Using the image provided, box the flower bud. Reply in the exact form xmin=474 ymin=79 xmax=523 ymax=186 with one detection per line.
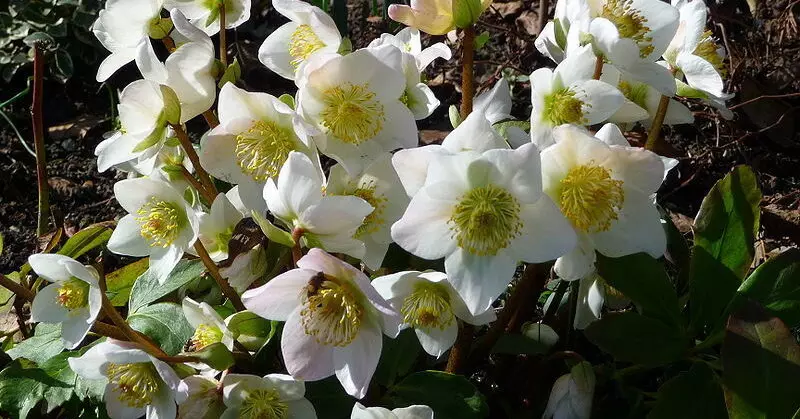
xmin=148 ymin=17 xmax=174 ymax=40
xmin=191 ymin=342 xmax=235 ymax=371
xmin=543 ymin=361 xmax=595 ymax=419
xmin=160 ymin=84 xmax=182 ymax=126
xmin=453 ymin=0 xmax=484 ymax=28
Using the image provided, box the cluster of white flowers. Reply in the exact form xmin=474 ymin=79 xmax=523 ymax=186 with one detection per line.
xmin=23 ymin=0 xmax=731 ymax=417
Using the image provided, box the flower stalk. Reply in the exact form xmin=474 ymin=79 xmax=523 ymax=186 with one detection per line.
xmin=0 ymin=273 xmax=35 ymax=302
xmin=180 ymin=165 xmax=216 ymax=204
xmin=193 ymin=240 xmax=246 ymax=311
xmin=645 ymin=94 xmax=671 ymax=151
xmin=32 ymin=44 xmax=49 ymax=237
xmin=171 ymin=123 xmax=219 ymax=199
xmin=460 ymin=25 xmax=476 ymax=118
xmin=592 ymin=55 xmax=604 ymax=80
xmin=219 ymin=2 xmax=228 ymax=67
xmin=291 ymin=227 xmax=305 ymax=266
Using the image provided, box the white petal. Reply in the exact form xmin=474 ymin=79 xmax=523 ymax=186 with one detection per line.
xmin=415 ymin=322 xmax=457 ymax=358
xmin=445 ymin=248 xmax=517 ymax=315
xmin=593 ymin=194 xmax=667 ymax=259
xmin=264 ymin=373 xmax=306 ymax=400
xmin=282 ymin=308 xmax=336 ymax=381
xmin=507 ymin=197 xmax=578 ymax=263
xmin=30 ymin=283 xmax=70 ymax=323
xmin=677 ymin=52 xmax=725 ymax=97
xmin=96 ymin=47 xmax=139 ymax=82
xmin=573 ymin=275 xmax=605 ymax=329
xmin=28 ymin=254 xmax=73 ymax=283
xmin=241 ymin=269 xmax=313 ymax=321
xmin=393 ymin=405 xmax=435 ymax=419
xmin=334 ymin=321 xmax=382 ymax=399
xmin=61 ymin=313 xmax=93 ymax=349
xmin=554 ymin=235 xmax=597 ymax=281
xmin=107 ymin=215 xmax=151 ymax=257
xmin=148 ymin=244 xmax=184 ymax=285
xmin=391 ymin=188 xmax=457 ymax=260
xmin=104 ymin=383 xmax=147 ymax=419
xmin=575 ymin=80 xmax=625 ymax=124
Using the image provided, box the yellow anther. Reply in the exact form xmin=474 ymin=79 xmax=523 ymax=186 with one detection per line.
xmin=320 ymin=83 xmax=385 ymax=145
xmin=449 ymin=184 xmax=522 ymax=256
xmin=558 ymin=164 xmax=625 ymax=232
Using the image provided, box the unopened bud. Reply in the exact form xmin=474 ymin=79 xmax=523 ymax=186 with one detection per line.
xmin=149 ymin=17 xmax=174 ymax=40
xmin=453 ymin=0 xmax=484 ymax=28
xmin=160 ymin=84 xmax=182 ymax=125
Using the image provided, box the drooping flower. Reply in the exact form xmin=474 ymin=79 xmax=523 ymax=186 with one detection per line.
xmin=189 ymin=194 xmax=243 ymax=263
xmin=351 ymin=402 xmax=434 ymax=419
xmin=391 ymin=142 xmax=577 ymax=314
xmin=177 ymin=375 xmax=226 ymax=419
xmin=242 ymin=249 xmax=401 ymax=398
xmin=165 ymin=0 xmax=251 ymax=35
xmin=539 ymin=124 xmax=671 ymax=281
xmin=529 ymin=45 xmax=629 ymax=148
xmin=68 ymin=339 xmax=184 ymax=419
xmin=108 ymin=178 xmax=200 ymax=284
xmin=372 ymin=270 xmax=494 ymax=357
xmin=136 ymin=8 xmax=217 ymax=123
xmin=264 ymin=151 xmax=373 ymax=259
xmin=93 ymin=0 xmax=164 ymax=82
xmin=221 ymin=373 xmax=317 ymax=418
xmin=28 ymin=254 xmax=102 ymax=349
xmin=325 ymin=153 xmax=410 ymax=270
xmin=296 ymin=48 xmax=418 ymax=175
xmin=258 ymin=0 xmax=342 ymax=80
xmin=542 ymin=361 xmax=595 ymax=419
xmin=600 ymin=64 xmax=693 ymax=127
xmin=367 ymin=27 xmax=451 ymax=73
xmin=200 ymin=82 xmax=319 ymax=213
xmin=182 ymin=297 xmax=236 ymax=352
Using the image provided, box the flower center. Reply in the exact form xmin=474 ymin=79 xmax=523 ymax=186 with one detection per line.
xmin=449 ymin=185 xmax=522 ymax=256
xmin=617 ymin=80 xmax=649 ymax=111
xmin=320 ymin=83 xmax=385 ymax=145
xmin=600 ymin=0 xmax=654 ymax=58
xmin=401 ymin=281 xmax=453 ymax=330
xmin=56 ymin=278 xmax=89 ymax=310
xmin=300 ymin=273 xmax=364 ymax=347
xmin=543 ymin=88 xmax=586 ymax=126
xmin=350 ymin=181 xmax=385 ymax=238
xmin=106 ymin=363 xmax=160 ymax=409
xmin=235 ymin=120 xmax=296 ymax=181
xmin=240 ymin=388 xmax=289 ymax=419
xmin=289 ymin=24 xmax=326 ymax=68
xmin=136 ymin=197 xmax=184 ymax=248
xmin=189 ymin=323 xmax=223 ymax=351
xmin=558 ymin=164 xmax=625 ymax=232
xmin=693 ymin=30 xmax=726 ymax=77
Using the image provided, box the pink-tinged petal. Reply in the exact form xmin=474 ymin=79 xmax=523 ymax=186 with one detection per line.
xmin=242 ymin=269 xmax=313 ymax=321
xmin=282 ymin=309 xmax=336 ymax=381
xmin=334 ymin=321 xmax=382 ymax=399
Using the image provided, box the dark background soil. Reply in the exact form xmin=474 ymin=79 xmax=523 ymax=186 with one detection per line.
xmin=1 ymin=0 xmax=799 ymax=272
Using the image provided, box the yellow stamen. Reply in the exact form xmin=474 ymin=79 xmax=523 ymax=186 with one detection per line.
xmin=239 ymin=388 xmax=289 ymax=419
xmin=617 ymin=80 xmax=649 ymax=110
xmin=320 ymin=83 xmax=385 ymax=145
xmin=106 ymin=363 xmax=160 ymax=409
xmin=56 ymin=278 xmax=90 ymax=310
xmin=543 ymin=88 xmax=586 ymax=126
xmin=235 ymin=120 xmax=296 ymax=181
xmin=289 ymin=24 xmax=326 ymax=68
xmin=401 ymin=281 xmax=453 ymax=330
xmin=300 ymin=274 xmax=364 ymax=347
xmin=189 ymin=323 xmax=223 ymax=351
xmin=558 ymin=164 xmax=625 ymax=232
xmin=136 ymin=197 xmax=183 ymax=248
xmin=600 ymin=0 xmax=654 ymax=58
xmin=449 ymin=185 xmax=523 ymax=256
xmin=693 ymin=30 xmax=727 ymax=77
xmin=350 ymin=181 xmax=385 ymax=238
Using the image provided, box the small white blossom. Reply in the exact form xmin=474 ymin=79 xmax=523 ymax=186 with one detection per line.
xmin=177 ymin=375 xmax=225 ymax=419
xmin=542 ymin=362 xmax=595 ymax=419
xmin=351 ymin=402 xmax=434 ymax=419
xmin=165 ymin=0 xmax=251 ymax=35
xmin=221 ymin=373 xmax=316 ymax=418
xmin=93 ymin=0 xmax=164 ymax=82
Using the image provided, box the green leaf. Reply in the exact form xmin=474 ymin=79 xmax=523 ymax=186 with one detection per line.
xmin=690 ymin=166 xmax=761 ymax=333
xmin=278 ymin=94 xmax=295 ymax=109
xmin=491 ymin=333 xmax=550 ymax=356
xmin=305 ymin=376 xmax=356 ymax=419
xmin=105 ymin=258 xmax=149 ymax=306
xmin=7 ymin=323 xmax=65 ymax=365
xmin=22 ymin=31 xmax=54 ymax=49
xmin=57 ymin=225 xmax=112 ymax=259
xmin=0 ymin=272 xmax=18 ymax=315
xmin=128 ymin=302 xmax=193 ymax=355
xmin=375 ymin=330 xmax=421 ymax=387
xmin=51 ymin=49 xmax=73 ymax=83
xmin=722 ymin=300 xmax=800 ymax=418
xmin=474 ymin=31 xmax=490 ymax=50
xmin=661 ymin=209 xmax=691 ymax=294
xmin=734 ymin=248 xmax=800 ymax=327
xmin=39 ymin=350 xmax=104 ymax=411
xmin=217 ymin=57 xmax=241 ymax=88
xmin=584 ymin=312 xmax=687 ymax=365
xmin=647 ymin=362 xmax=726 ymax=419
xmin=0 ymin=361 xmax=60 ymax=418
xmin=129 ymin=259 xmax=204 ymax=313
xmin=226 ymin=311 xmax=274 ymax=351
xmin=596 ymin=253 xmax=683 ymax=329
xmin=384 ymin=371 xmax=489 ymax=419
xmin=190 ymin=342 xmax=235 ymax=370
xmin=251 ymin=211 xmax=294 ymax=248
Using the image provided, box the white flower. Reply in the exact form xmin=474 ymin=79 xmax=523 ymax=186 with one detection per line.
xmin=242 ymin=249 xmax=400 ymax=398
xmin=391 ymin=111 xmax=510 ymax=198
xmin=530 ymin=45 xmax=627 ymax=149
xmin=189 ymin=194 xmax=243 ymax=262
xmin=372 ymin=270 xmax=494 ymax=357
xmin=391 ymin=142 xmax=577 ymax=315
xmin=367 ymin=27 xmax=451 ymax=73
xmin=183 ymin=297 xmax=236 ymax=351
xmin=200 ymin=83 xmax=319 ymax=213
xmin=27 ymin=254 xmax=102 ymax=349
xmin=135 ymin=9 xmax=217 ymax=123
xmin=542 ymin=361 xmax=595 ymax=419
xmin=221 ymin=373 xmax=316 ymax=418
xmin=108 ymin=178 xmax=200 ymax=284
xmin=325 ymin=153 xmax=410 ymax=270
xmin=600 ymin=64 xmax=693 ymax=127
xmin=297 ymin=48 xmax=418 ymax=175
xmin=258 ymin=0 xmax=342 ymax=80
xmin=351 ymin=402 xmax=434 ymax=419
xmin=93 ymin=0 xmax=164 ymax=82
xmin=68 ymin=339 xmax=184 ymax=419
xmin=177 ymin=375 xmax=226 ymax=419
xmin=165 ymin=0 xmax=251 ymax=35
xmin=220 ymin=245 xmax=269 ymax=293
xmin=473 ymin=77 xmax=533 ymax=148
xmin=540 ymin=125 xmax=670 ymax=281
xmin=95 ymin=80 xmax=174 ymax=173
xmin=264 ymin=151 xmax=373 ymax=259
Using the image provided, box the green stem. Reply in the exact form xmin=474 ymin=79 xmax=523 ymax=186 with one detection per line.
xmin=32 ymin=45 xmax=49 ymax=237
xmin=645 ymin=94 xmax=670 ymax=151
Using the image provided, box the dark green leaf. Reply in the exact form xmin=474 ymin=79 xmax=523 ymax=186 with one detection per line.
xmin=661 ymin=209 xmax=691 ymax=294
xmin=217 ymin=57 xmax=241 ymax=88
xmin=22 ymin=32 xmax=54 ymax=48
xmin=596 ymin=253 xmax=683 ymax=329
xmin=584 ymin=312 xmax=687 ymax=365
xmin=375 ymin=329 xmax=421 ymax=387
xmin=0 ymin=361 xmax=62 ymax=418
xmin=491 ymin=333 xmax=550 ymax=356
xmin=722 ymin=300 xmax=800 ymax=418
xmin=129 ymin=259 xmax=204 ymax=313
xmin=305 ymin=376 xmax=356 ymax=419
xmin=690 ymin=166 xmax=761 ymax=332
xmin=384 ymin=371 xmax=489 ymax=419
xmin=105 ymin=258 xmax=149 ymax=306
xmin=474 ymin=31 xmax=490 ymax=50
xmin=190 ymin=342 xmax=234 ymax=370
xmin=7 ymin=323 xmax=64 ymax=365
xmin=128 ymin=302 xmax=193 ymax=355
xmin=734 ymin=249 xmax=800 ymax=327
xmin=57 ymin=225 xmax=112 ymax=259
xmin=51 ymin=49 xmax=73 ymax=83
xmin=647 ymin=362 xmax=726 ymax=419
xmin=226 ymin=311 xmax=274 ymax=351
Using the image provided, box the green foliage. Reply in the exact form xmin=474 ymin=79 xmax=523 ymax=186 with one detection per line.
xmin=105 ymin=258 xmax=149 ymax=306
xmin=733 ymin=248 xmax=800 ymax=326
xmin=690 ymin=166 xmax=762 ymax=333
xmin=226 ymin=310 xmax=274 ymax=351
xmin=384 ymin=371 xmax=489 ymax=418
xmin=190 ymin=342 xmax=234 ymax=370
xmin=128 ymin=259 xmax=205 ymax=313
xmin=127 ymin=302 xmax=194 ymax=355
xmin=375 ymin=330 xmax=421 ymax=387
xmin=57 ymin=225 xmax=112 ymax=259
xmin=584 ymin=312 xmax=687 ymax=365
xmin=6 ymin=324 xmax=65 ymax=365
xmin=491 ymin=333 xmax=550 ymax=356
xmin=647 ymin=362 xmax=727 ymax=419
